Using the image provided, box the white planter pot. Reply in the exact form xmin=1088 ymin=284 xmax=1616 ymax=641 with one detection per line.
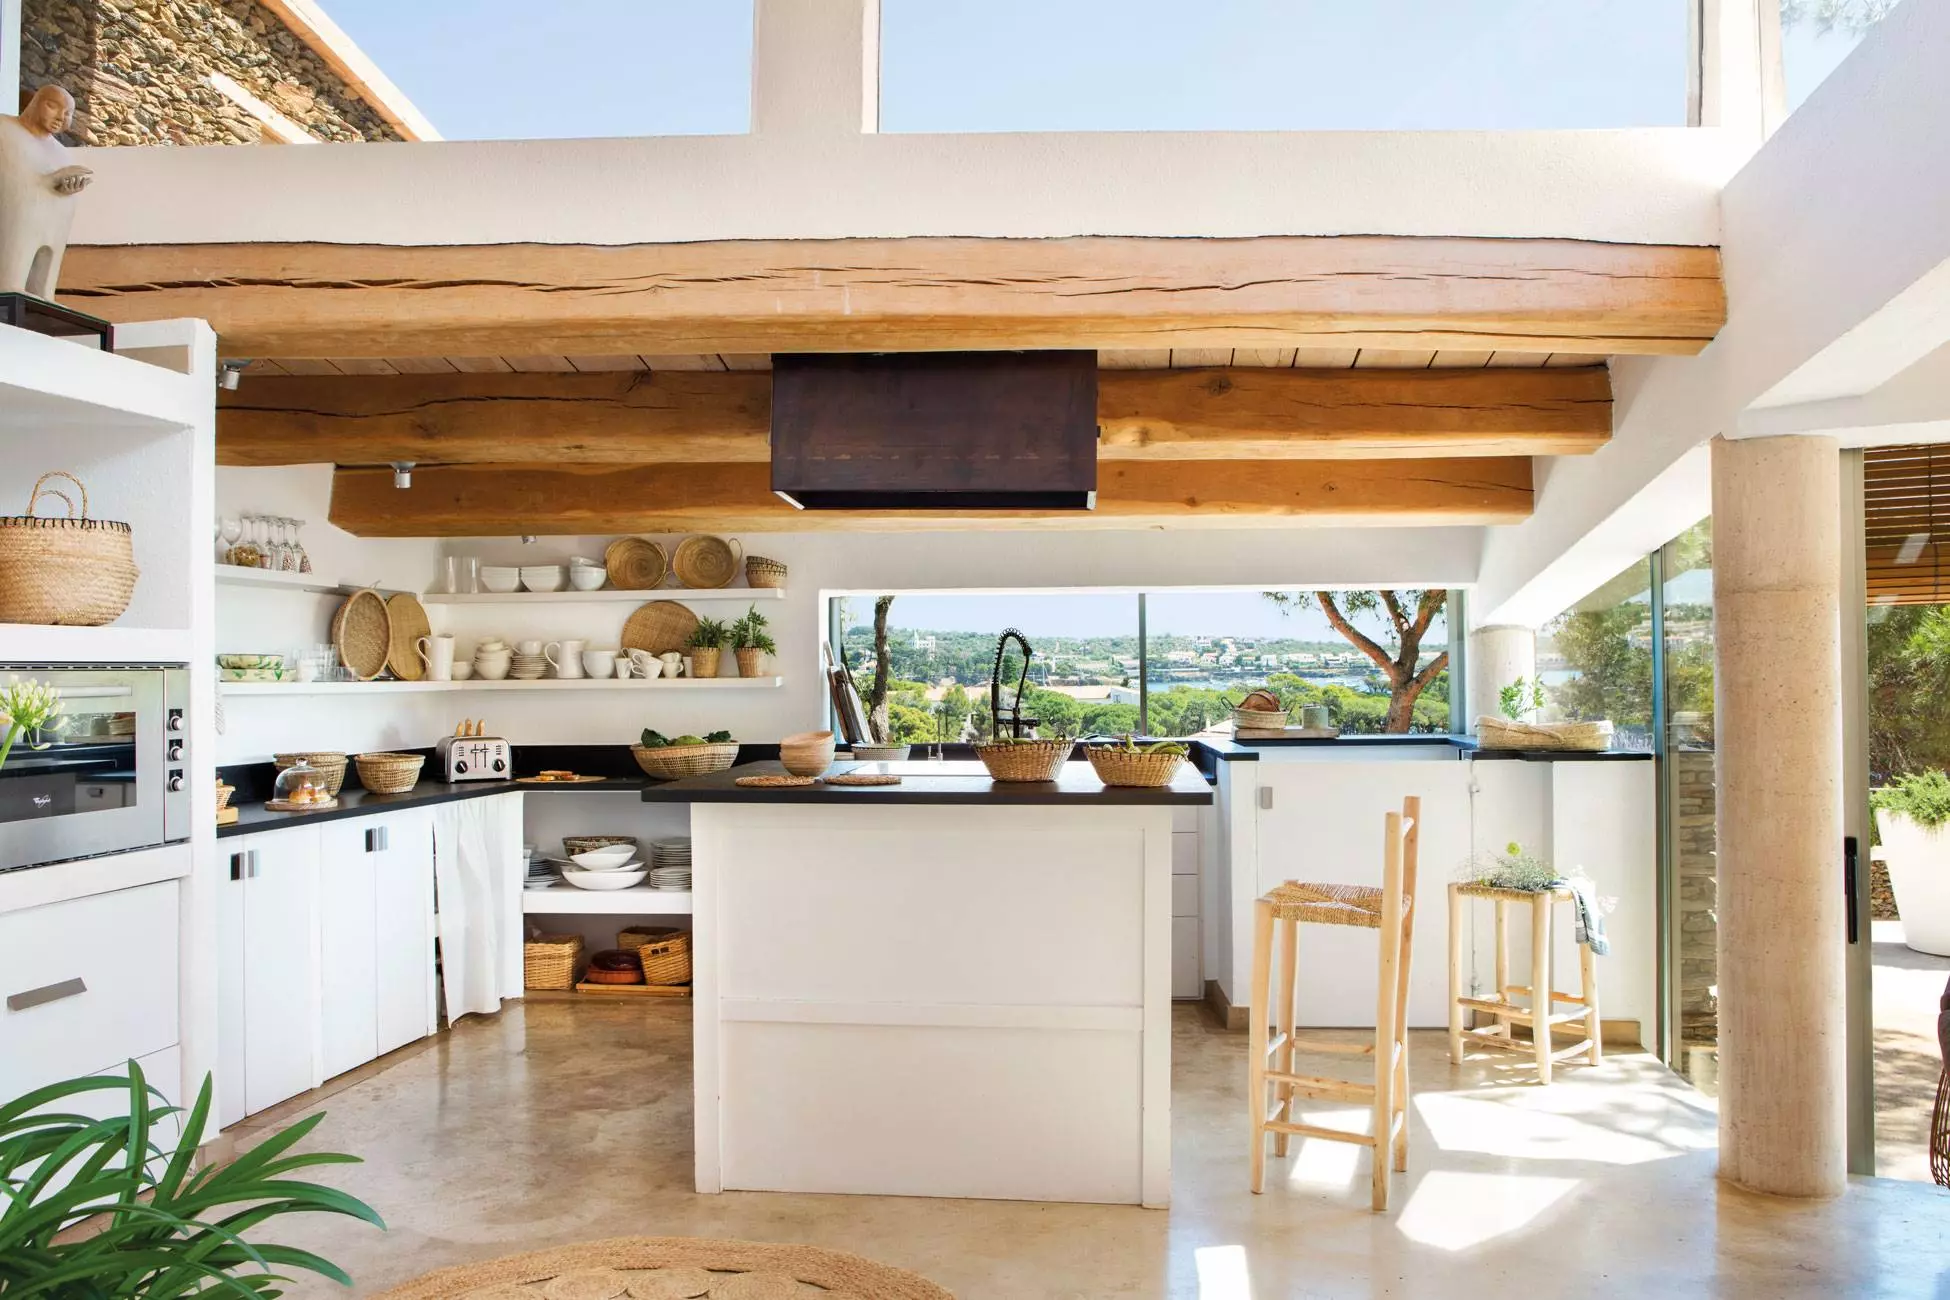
xmin=1873 ymin=808 xmax=1950 ymax=956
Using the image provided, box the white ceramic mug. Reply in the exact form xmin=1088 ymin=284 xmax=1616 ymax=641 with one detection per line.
xmin=545 ymin=639 xmax=586 ymax=679
xmin=658 ymin=651 xmax=685 ymax=679
xmin=628 ymin=648 xmax=662 ymax=679
xmin=615 ymin=657 xmax=633 ymax=680
xmin=516 ymin=639 xmax=544 ymax=657
xmin=581 ymin=648 xmax=617 ymax=679
xmin=416 ymin=634 xmax=456 ymax=682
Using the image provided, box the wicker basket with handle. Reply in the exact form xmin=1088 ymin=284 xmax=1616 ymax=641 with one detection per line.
xmin=354 ymin=751 xmax=424 ymax=793
xmin=619 ymin=926 xmax=692 ymax=985
xmin=0 ymin=471 xmax=139 ymax=626
xmin=1086 ymin=746 xmax=1186 ymax=789
xmin=1475 ymin=717 xmax=1614 ymax=752
xmin=274 ymin=751 xmax=347 ymax=796
xmin=631 ymin=742 xmax=740 ymax=780
xmin=973 ymin=738 xmax=1072 ymax=783
xmin=524 ymin=933 xmax=583 ymax=990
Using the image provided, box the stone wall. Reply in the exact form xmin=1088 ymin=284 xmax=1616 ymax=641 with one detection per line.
xmin=1674 ymin=747 xmax=1718 ymax=1044
xmin=20 ymin=0 xmax=404 ymax=145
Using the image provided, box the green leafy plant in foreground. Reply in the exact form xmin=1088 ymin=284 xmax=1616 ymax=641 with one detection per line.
xmin=0 ymin=1060 xmax=381 ymax=1298
xmin=1497 ymin=676 xmax=1548 ymax=723
xmin=1873 ymin=769 xmax=1950 ymax=831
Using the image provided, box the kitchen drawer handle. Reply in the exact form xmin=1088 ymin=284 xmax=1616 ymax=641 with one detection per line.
xmin=7 ymin=977 xmax=87 ymax=1012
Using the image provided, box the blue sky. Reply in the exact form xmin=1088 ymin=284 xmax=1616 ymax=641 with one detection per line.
xmin=841 ymin=591 xmax=1437 ymax=642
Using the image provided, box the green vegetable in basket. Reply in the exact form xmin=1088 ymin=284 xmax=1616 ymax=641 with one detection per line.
xmin=705 ymin=730 xmax=734 ymax=743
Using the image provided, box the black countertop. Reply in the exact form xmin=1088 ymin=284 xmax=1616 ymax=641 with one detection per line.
xmin=1194 ymin=735 xmax=1652 ymax=763
xmin=641 ymin=759 xmax=1215 ymax=805
xmin=218 ymin=775 xmax=654 ymax=837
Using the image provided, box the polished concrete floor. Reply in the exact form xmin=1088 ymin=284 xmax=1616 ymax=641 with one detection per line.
xmin=229 ymin=999 xmax=1950 ymax=1299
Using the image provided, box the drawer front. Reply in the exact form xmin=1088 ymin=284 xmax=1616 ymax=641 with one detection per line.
xmin=0 ymin=882 xmax=179 ymax=1099
xmin=1171 ymin=917 xmax=1200 ymax=999
xmin=1171 ymin=832 xmax=1198 ymax=876
xmin=1171 ymin=806 xmax=1201 ymax=833
xmin=1171 ymin=874 xmax=1199 ymax=918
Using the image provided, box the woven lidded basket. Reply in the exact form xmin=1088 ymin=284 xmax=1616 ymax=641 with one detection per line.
xmin=563 ymin=834 xmax=637 ymax=856
xmin=0 ymin=471 xmax=138 ymax=626
xmin=745 ymin=555 xmax=788 ymax=589
xmin=274 ymin=751 xmax=348 ymax=796
xmin=524 ymin=933 xmax=583 ymax=990
xmin=620 ymin=926 xmax=692 ymax=985
xmin=631 ymin=742 xmax=740 ymax=780
xmin=1086 ymin=746 xmax=1186 ymax=788
xmin=1476 ymin=717 xmax=1614 ymax=752
xmin=354 ymin=751 xmax=424 ymax=793
xmin=973 ymin=738 xmax=1072 ymax=783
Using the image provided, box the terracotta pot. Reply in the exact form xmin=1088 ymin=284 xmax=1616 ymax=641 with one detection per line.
xmin=691 ymin=647 xmax=723 ymax=678
xmin=736 ymin=647 xmax=765 ymax=678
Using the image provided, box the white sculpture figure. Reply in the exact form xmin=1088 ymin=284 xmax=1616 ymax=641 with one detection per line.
xmin=0 ymin=86 xmax=93 ymax=299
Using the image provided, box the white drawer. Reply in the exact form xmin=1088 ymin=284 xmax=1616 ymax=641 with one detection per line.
xmin=1171 ymin=832 xmax=1199 ymax=875
xmin=1172 ymin=806 xmax=1201 ymax=833
xmin=1171 ymin=874 xmax=1199 ymax=917
xmin=0 ymin=882 xmax=179 ymax=1100
xmin=1172 ymin=917 xmax=1201 ymax=999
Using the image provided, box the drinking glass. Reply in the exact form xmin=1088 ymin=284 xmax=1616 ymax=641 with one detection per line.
xmin=442 ymin=555 xmax=461 ymax=595
xmin=273 ymin=518 xmax=295 ymax=572
xmin=219 ymin=515 xmax=244 ymax=566
xmin=252 ymin=515 xmax=273 ymax=569
xmin=290 ymin=519 xmax=313 ymax=574
xmin=462 ymin=556 xmax=481 ymax=594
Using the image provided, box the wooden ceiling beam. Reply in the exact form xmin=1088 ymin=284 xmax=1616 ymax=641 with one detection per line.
xmin=61 ymin=235 xmax=1723 ymax=358
xmin=218 ymin=365 xmax=1609 ymax=466
xmin=325 ymin=458 xmax=1533 ymax=536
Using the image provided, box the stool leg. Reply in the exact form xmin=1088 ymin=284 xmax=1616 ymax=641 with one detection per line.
xmin=1248 ymin=899 xmax=1274 ymax=1193
xmin=1372 ymin=923 xmax=1399 ymax=1211
xmin=1447 ymin=884 xmax=1464 ymax=1064
xmin=1273 ymin=916 xmax=1298 ymax=1157
xmin=1531 ymin=892 xmax=1553 ymax=1085
xmin=1581 ymin=936 xmax=1602 ymax=1066
xmin=1494 ymin=900 xmax=1510 ymax=1033
xmin=1393 ymin=912 xmax=1412 ymax=1174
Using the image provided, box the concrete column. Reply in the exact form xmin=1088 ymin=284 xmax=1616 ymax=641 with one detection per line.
xmin=2 ymin=0 xmax=21 ymax=114
xmin=1466 ymin=625 xmax=1536 ymax=732
xmin=1712 ymin=434 xmax=1846 ymax=1197
xmin=751 ymin=0 xmax=880 ymax=136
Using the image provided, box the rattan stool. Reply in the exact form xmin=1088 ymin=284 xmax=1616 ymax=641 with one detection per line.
xmin=1248 ymin=796 xmax=1420 ymax=1212
xmin=1446 ymin=883 xmax=1601 ymax=1084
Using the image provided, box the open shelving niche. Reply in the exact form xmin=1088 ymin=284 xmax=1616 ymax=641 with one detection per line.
xmin=220 ymin=676 xmax=781 ymax=695
xmin=521 ymin=886 xmax=692 ymax=915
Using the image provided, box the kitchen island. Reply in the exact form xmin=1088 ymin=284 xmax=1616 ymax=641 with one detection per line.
xmin=645 ymin=759 xmax=1211 ymax=1207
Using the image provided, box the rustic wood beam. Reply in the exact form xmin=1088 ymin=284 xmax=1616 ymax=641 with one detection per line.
xmin=62 ymin=235 xmax=1723 ymax=358
xmin=218 ymin=365 xmax=1610 ymax=466
xmin=326 ymin=458 xmax=1533 ymax=536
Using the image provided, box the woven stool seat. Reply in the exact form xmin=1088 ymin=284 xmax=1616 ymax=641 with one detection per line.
xmin=1454 ymin=881 xmax=1574 ymax=904
xmin=1266 ymin=880 xmax=1412 ymax=929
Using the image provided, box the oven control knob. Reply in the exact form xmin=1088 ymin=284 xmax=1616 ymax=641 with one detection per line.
xmin=167 ymin=741 xmax=185 ymax=762
xmin=167 ymin=774 xmax=185 ymax=792
xmin=166 ymin=713 xmax=185 ymax=733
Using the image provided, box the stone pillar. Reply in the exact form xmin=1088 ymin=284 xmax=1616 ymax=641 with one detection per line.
xmin=751 ymin=0 xmax=881 ymax=135
xmin=1712 ymin=434 xmax=1845 ymax=1197
xmin=1466 ymin=625 xmax=1536 ymax=732
xmin=1 ymin=0 xmax=19 ymax=117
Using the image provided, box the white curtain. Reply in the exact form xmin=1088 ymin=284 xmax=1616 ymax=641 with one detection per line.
xmin=433 ymin=793 xmax=523 ymax=1021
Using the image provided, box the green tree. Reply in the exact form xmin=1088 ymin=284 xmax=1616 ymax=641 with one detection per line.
xmin=1549 ymin=604 xmax=1654 ymax=733
xmin=1264 ymin=590 xmax=1449 ymax=732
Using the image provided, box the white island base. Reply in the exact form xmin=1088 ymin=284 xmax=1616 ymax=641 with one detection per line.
xmin=690 ymin=799 xmax=1175 ymax=1206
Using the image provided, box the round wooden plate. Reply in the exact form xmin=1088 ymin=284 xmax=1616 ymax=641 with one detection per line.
xmin=604 ymin=537 xmax=667 ymax=591
xmin=385 ymin=592 xmax=431 ymax=681
xmin=331 ymin=589 xmax=391 ymax=681
xmin=621 ymin=600 xmax=699 ymax=656
xmin=515 ymin=774 xmax=608 ymax=784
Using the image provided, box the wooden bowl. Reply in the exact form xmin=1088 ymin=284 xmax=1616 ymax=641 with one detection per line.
xmin=779 ymin=729 xmax=836 ymax=777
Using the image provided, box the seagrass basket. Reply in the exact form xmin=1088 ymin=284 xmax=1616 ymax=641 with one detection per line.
xmin=524 ymin=933 xmax=583 ymax=990
xmin=274 ymin=751 xmax=347 ymax=796
xmin=354 ymin=751 xmax=424 ymax=793
xmin=620 ymin=926 xmax=692 ymax=985
xmin=745 ymin=555 xmax=788 ymax=589
xmin=1086 ymin=747 xmax=1186 ymax=788
xmin=973 ymin=738 xmax=1071 ymax=782
xmin=0 ymin=471 xmax=138 ymax=626
xmin=631 ymin=742 xmax=740 ymax=780
xmin=1475 ymin=717 xmax=1614 ymax=752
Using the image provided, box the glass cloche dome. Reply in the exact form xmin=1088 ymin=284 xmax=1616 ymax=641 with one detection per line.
xmin=273 ymin=757 xmax=336 ymax=807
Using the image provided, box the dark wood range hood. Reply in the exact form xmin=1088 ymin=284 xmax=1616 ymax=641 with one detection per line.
xmin=770 ymin=351 xmax=1099 ymax=510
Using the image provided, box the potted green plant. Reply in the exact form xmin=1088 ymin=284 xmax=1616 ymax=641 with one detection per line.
xmin=1 ymin=1060 xmax=381 ymax=1294
xmin=731 ymin=604 xmax=776 ymax=679
xmin=1872 ymin=769 xmax=1950 ymax=955
xmin=687 ymin=616 xmax=730 ymax=678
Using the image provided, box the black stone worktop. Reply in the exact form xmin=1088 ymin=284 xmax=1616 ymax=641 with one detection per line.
xmin=640 ymin=759 xmax=1214 ymax=806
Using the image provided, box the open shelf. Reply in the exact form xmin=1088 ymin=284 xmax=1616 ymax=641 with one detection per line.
xmin=1 ymin=624 xmax=193 ymax=664
xmin=422 ymin=587 xmax=784 ymax=605
xmin=220 ymin=676 xmax=782 ymax=695
xmin=215 ymin=566 xmax=343 ymax=595
xmin=522 ymin=887 xmax=692 ymax=915
xmin=0 ymin=324 xmax=205 ymax=435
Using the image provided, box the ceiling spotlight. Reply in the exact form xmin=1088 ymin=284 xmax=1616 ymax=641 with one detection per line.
xmin=218 ymin=359 xmax=249 ymax=391
xmin=391 ymin=461 xmax=415 ymax=489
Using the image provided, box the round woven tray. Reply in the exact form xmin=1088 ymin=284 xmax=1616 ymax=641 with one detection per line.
xmin=735 ymin=773 xmax=814 ymax=787
xmin=605 ymin=537 xmax=667 ymax=590
xmin=385 ymin=593 xmax=431 ymax=681
xmin=0 ymin=471 xmax=138 ymax=627
xmin=564 ymin=835 xmax=637 ymax=855
xmin=1086 ymin=747 xmax=1185 ymax=788
xmin=621 ymin=600 xmax=700 ymax=656
xmin=823 ymin=772 xmax=901 ymax=787
xmin=631 ymin=742 xmax=740 ymax=780
xmin=332 ymin=589 xmax=391 ymax=680
xmin=672 ymin=535 xmax=741 ymax=589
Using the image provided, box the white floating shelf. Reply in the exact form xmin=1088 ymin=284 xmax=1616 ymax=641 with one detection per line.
xmin=215 ymin=566 xmax=343 ymax=594
xmin=522 ymin=887 xmax=692 ymax=915
xmin=0 ymin=324 xmax=205 ymax=435
xmin=2 ymin=624 xmax=193 ymax=664
xmin=422 ymin=587 xmax=784 ymax=605
xmin=220 ymin=676 xmax=781 ymax=696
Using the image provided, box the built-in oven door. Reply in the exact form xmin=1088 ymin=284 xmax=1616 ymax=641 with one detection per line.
xmin=0 ymin=668 xmax=167 ymax=872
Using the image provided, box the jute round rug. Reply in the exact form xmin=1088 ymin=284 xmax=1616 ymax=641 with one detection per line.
xmin=373 ymin=1236 xmax=954 ymax=1300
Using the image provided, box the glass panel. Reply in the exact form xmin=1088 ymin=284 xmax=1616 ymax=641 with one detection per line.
xmin=881 ymin=0 xmax=1692 ymax=133
xmin=1144 ymin=591 xmax=1451 ymax=739
xmin=1662 ymin=520 xmax=1719 ymax=1094
xmin=1779 ymin=1 xmax=1903 ymax=116
xmin=1538 ymin=558 xmax=1657 ymax=751
xmin=21 ymin=0 xmax=752 ymax=145
xmin=0 ymin=689 xmax=137 ymax=826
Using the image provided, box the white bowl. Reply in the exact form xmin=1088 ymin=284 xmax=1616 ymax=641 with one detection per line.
xmin=450 ymin=662 xmax=475 ymax=680
xmin=480 ymin=566 xmax=521 ymax=593
xmin=571 ymin=844 xmax=638 ymax=869
xmin=474 ymin=659 xmax=511 ymax=681
xmin=569 ymin=565 xmax=607 ymax=591
xmin=520 ymin=565 xmax=567 ymax=593
xmin=561 ymin=867 xmax=648 ymax=891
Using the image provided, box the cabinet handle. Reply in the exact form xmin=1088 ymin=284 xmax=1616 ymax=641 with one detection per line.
xmin=230 ymin=851 xmax=245 ymax=881
xmin=365 ymin=826 xmax=388 ymax=853
xmin=248 ymin=850 xmax=261 ymax=878
xmin=7 ymin=977 xmax=87 ymax=1012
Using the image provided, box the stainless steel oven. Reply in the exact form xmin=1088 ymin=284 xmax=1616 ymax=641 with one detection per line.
xmin=0 ymin=665 xmax=189 ymax=873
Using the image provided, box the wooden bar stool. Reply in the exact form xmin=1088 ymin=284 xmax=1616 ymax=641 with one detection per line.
xmin=1248 ymin=796 xmax=1420 ymax=1212
xmin=1446 ymin=883 xmax=1601 ymax=1084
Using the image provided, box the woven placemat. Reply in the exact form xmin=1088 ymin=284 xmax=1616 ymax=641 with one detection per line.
xmin=622 ymin=600 xmax=699 ymax=656
xmin=735 ymin=774 xmax=814 ymax=788
xmin=386 ymin=592 xmax=431 ymax=681
xmin=333 ymin=589 xmax=391 ymax=680
xmin=672 ymin=535 xmax=741 ymax=589
xmin=605 ymin=537 xmax=667 ymax=591
xmin=823 ymin=773 xmax=902 ymax=786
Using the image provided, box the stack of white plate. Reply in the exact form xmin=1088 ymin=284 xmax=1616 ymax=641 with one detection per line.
xmin=522 ymin=844 xmax=559 ymax=891
xmin=510 ymin=649 xmax=549 ymax=680
xmin=649 ymin=836 xmax=692 ymax=891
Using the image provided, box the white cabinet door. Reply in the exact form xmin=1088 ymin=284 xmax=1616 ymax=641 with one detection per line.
xmin=240 ymin=829 xmax=319 ymax=1117
xmin=316 ymin=821 xmax=378 ymax=1082
xmin=374 ymin=811 xmax=435 ymax=1057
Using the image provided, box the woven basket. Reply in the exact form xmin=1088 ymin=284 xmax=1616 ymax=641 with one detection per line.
xmin=1086 ymin=747 xmax=1186 ymax=788
xmin=735 ymin=647 xmax=766 ymax=678
xmin=524 ymin=933 xmax=583 ymax=990
xmin=0 ymin=471 xmax=138 ymax=626
xmin=214 ymin=782 xmax=234 ymax=811
xmin=745 ymin=555 xmax=788 ymax=589
xmin=620 ymin=926 xmax=692 ymax=985
xmin=605 ymin=537 xmax=668 ymax=590
xmin=1475 ymin=716 xmax=1614 ymax=752
xmin=631 ymin=742 xmax=740 ymax=780
xmin=691 ymin=646 xmax=722 ymax=678
xmin=354 ymin=751 xmax=424 ymax=793
xmin=973 ymin=738 xmax=1072 ymax=783
xmin=564 ymin=835 xmax=637 ymax=856
xmin=274 ymin=751 xmax=348 ymax=797
xmin=672 ymin=534 xmax=742 ymax=588
xmin=1230 ymin=706 xmax=1290 ymax=733
xmin=332 ymin=589 xmax=391 ymax=680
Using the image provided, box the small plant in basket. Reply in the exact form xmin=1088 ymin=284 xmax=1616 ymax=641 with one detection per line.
xmin=688 ymin=616 xmax=731 ymax=678
xmin=731 ymin=605 xmax=776 ymax=678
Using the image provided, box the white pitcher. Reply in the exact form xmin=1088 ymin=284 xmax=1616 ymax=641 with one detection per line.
xmin=416 ymin=634 xmax=456 ymax=682
xmin=545 ymin=639 xmax=586 ymax=679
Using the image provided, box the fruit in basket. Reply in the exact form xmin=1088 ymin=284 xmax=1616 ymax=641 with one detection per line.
xmin=1240 ymin=689 xmax=1282 ymax=713
xmin=671 ymin=734 xmax=705 ymax=747
xmin=640 ymin=728 xmax=735 ymax=749
xmin=1095 ymin=734 xmax=1188 ymax=756
xmin=705 ymin=730 xmax=733 ymax=743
